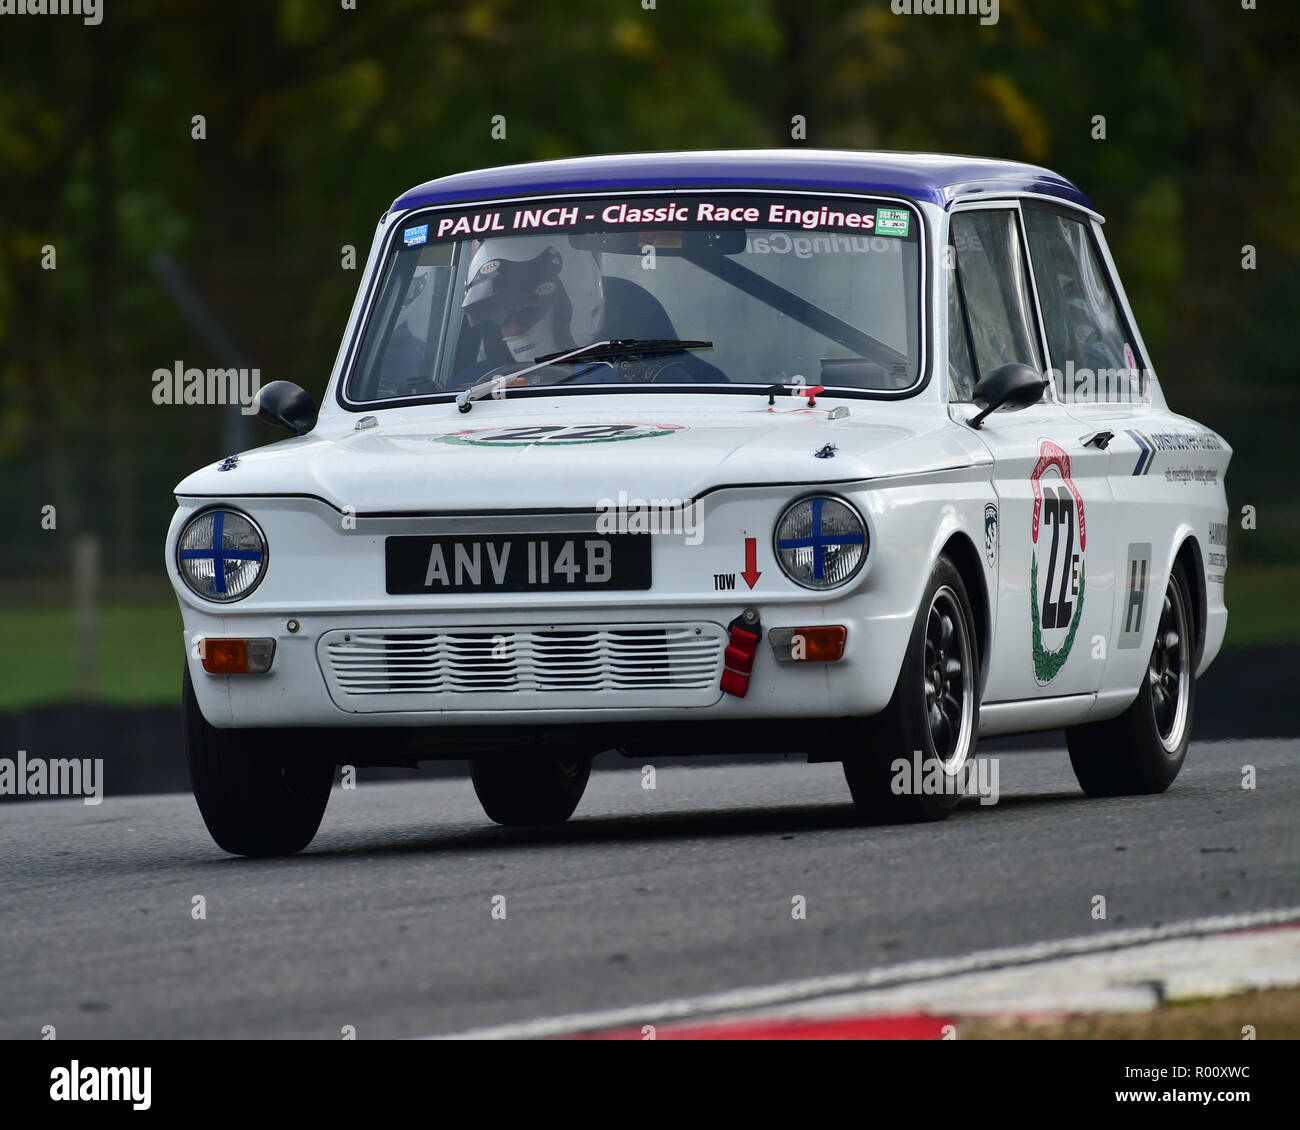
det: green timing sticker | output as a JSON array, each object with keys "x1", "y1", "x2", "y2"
[{"x1": 875, "y1": 207, "x2": 911, "y2": 238}]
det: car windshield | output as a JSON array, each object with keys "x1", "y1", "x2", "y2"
[{"x1": 343, "y1": 192, "x2": 923, "y2": 405}]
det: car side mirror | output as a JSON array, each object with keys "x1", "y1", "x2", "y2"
[
  {"x1": 968, "y1": 364, "x2": 1047, "y2": 429},
  {"x1": 255, "y1": 380, "x2": 317, "y2": 435}
]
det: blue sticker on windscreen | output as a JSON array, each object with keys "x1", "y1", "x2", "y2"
[{"x1": 403, "y1": 224, "x2": 429, "y2": 247}]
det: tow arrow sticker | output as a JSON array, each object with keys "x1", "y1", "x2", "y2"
[{"x1": 742, "y1": 537, "x2": 762, "y2": 589}]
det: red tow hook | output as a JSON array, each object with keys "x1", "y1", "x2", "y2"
[
  {"x1": 720, "y1": 608, "x2": 762, "y2": 698},
  {"x1": 803, "y1": 385, "x2": 825, "y2": 407}
]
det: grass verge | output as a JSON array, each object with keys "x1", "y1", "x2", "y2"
[{"x1": 957, "y1": 985, "x2": 1300, "y2": 1039}]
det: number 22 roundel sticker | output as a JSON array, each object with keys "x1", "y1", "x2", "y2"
[
  {"x1": 435, "y1": 423, "x2": 683, "y2": 447},
  {"x1": 1030, "y1": 440, "x2": 1087, "y2": 685}
]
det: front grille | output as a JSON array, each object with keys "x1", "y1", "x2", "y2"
[{"x1": 317, "y1": 622, "x2": 726, "y2": 712}]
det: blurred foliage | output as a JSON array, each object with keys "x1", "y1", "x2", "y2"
[{"x1": 0, "y1": 0, "x2": 1297, "y2": 589}]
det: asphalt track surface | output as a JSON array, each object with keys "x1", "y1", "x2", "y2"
[{"x1": 2, "y1": 739, "x2": 1296, "y2": 1039}]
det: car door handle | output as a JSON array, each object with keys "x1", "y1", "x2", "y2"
[{"x1": 1082, "y1": 430, "x2": 1115, "y2": 450}]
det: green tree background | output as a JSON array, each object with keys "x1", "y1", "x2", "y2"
[{"x1": 0, "y1": 0, "x2": 1296, "y2": 701}]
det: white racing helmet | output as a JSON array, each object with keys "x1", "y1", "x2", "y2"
[{"x1": 462, "y1": 236, "x2": 604, "y2": 362}]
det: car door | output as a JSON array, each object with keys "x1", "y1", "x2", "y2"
[
  {"x1": 947, "y1": 202, "x2": 1116, "y2": 706},
  {"x1": 1020, "y1": 203, "x2": 1229, "y2": 698}
]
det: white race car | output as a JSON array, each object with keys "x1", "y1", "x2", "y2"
[{"x1": 168, "y1": 150, "x2": 1231, "y2": 856}]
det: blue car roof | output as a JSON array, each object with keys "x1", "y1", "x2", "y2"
[{"x1": 390, "y1": 149, "x2": 1095, "y2": 215}]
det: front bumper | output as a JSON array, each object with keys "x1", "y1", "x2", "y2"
[{"x1": 180, "y1": 600, "x2": 914, "y2": 729}]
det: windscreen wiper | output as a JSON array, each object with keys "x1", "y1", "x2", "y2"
[
  {"x1": 456, "y1": 339, "x2": 714, "y2": 411},
  {"x1": 542, "y1": 339, "x2": 714, "y2": 387},
  {"x1": 455, "y1": 340, "x2": 622, "y2": 412},
  {"x1": 535, "y1": 338, "x2": 713, "y2": 364}
]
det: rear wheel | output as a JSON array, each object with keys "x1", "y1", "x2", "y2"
[
  {"x1": 1066, "y1": 560, "x2": 1195, "y2": 796},
  {"x1": 471, "y1": 752, "x2": 592, "y2": 825},
  {"x1": 183, "y1": 666, "x2": 334, "y2": 856},
  {"x1": 843, "y1": 555, "x2": 980, "y2": 823}
]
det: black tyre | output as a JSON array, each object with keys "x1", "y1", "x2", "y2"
[
  {"x1": 1067, "y1": 559, "x2": 1196, "y2": 796},
  {"x1": 183, "y1": 666, "x2": 334, "y2": 856},
  {"x1": 843, "y1": 555, "x2": 981, "y2": 822},
  {"x1": 471, "y1": 752, "x2": 592, "y2": 825}
]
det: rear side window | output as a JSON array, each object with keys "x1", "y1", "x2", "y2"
[
  {"x1": 949, "y1": 210, "x2": 1043, "y2": 382},
  {"x1": 1022, "y1": 207, "x2": 1143, "y2": 403}
]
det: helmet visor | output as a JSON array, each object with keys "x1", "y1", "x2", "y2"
[{"x1": 462, "y1": 247, "x2": 562, "y2": 328}]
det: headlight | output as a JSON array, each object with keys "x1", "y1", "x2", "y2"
[
  {"x1": 177, "y1": 509, "x2": 268, "y2": 602},
  {"x1": 773, "y1": 495, "x2": 867, "y2": 590}
]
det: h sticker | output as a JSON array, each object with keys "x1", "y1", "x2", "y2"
[{"x1": 1118, "y1": 542, "x2": 1152, "y2": 649}]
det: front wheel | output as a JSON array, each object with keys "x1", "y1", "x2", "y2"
[
  {"x1": 1066, "y1": 559, "x2": 1196, "y2": 796},
  {"x1": 183, "y1": 666, "x2": 334, "y2": 856},
  {"x1": 843, "y1": 555, "x2": 981, "y2": 823},
  {"x1": 471, "y1": 752, "x2": 592, "y2": 826}
]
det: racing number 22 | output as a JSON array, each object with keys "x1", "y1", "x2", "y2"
[
  {"x1": 1040, "y1": 487, "x2": 1075, "y2": 630},
  {"x1": 487, "y1": 424, "x2": 643, "y2": 443}
]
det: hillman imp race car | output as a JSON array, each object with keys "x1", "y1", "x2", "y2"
[{"x1": 168, "y1": 150, "x2": 1231, "y2": 856}]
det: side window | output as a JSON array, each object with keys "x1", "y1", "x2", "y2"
[
  {"x1": 945, "y1": 240, "x2": 978, "y2": 401},
  {"x1": 1022, "y1": 207, "x2": 1143, "y2": 403},
  {"x1": 949, "y1": 209, "x2": 1044, "y2": 382}
]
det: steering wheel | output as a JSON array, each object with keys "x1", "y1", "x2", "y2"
[
  {"x1": 649, "y1": 359, "x2": 697, "y2": 383},
  {"x1": 613, "y1": 356, "x2": 696, "y2": 383}
]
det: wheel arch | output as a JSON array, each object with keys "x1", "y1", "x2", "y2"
[
  {"x1": 1173, "y1": 534, "x2": 1207, "y2": 671},
  {"x1": 939, "y1": 531, "x2": 991, "y2": 695}
]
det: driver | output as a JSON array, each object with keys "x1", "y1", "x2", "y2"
[
  {"x1": 452, "y1": 233, "x2": 727, "y2": 388},
  {"x1": 462, "y1": 236, "x2": 604, "y2": 364}
]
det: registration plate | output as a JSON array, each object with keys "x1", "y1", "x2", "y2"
[{"x1": 385, "y1": 534, "x2": 651, "y2": 594}]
